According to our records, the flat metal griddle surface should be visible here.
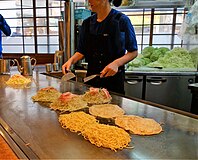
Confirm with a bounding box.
[0,66,197,159]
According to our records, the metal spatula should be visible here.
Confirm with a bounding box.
[83,74,100,83]
[61,70,76,81]
[84,70,122,83]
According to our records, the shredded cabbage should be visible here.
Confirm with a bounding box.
[142,46,156,58]
[147,47,195,68]
[189,47,198,68]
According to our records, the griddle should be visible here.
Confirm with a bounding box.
[0,66,197,159]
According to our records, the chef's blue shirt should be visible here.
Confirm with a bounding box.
[77,9,138,56]
[76,9,138,94]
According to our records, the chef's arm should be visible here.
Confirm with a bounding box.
[100,50,138,77]
[62,52,84,74]
[114,50,138,67]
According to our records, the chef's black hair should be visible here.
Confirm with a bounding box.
[109,0,122,7]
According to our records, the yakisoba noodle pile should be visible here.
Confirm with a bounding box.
[81,123,131,152]
[59,111,97,132]
[6,74,31,87]
[31,86,61,103]
[6,74,31,85]
[50,92,88,112]
[59,111,131,151]
[82,87,112,105]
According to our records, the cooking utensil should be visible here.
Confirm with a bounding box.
[14,56,37,76]
[53,63,59,71]
[83,70,122,83]
[0,59,15,74]
[81,62,88,70]
[61,70,76,81]
[45,63,52,73]
[83,74,100,83]
[54,50,63,70]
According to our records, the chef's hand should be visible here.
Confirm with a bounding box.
[62,52,84,74]
[100,61,119,78]
[62,60,72,74]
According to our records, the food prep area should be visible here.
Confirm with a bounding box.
[0,66,197,159]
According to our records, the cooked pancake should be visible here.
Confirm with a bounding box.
[81,123,131,152]
[89,104,125,119]
[59,111,97,132]
[82,87,112,105]
[115,115,162,135]
[50,92,88,112]
[31,86,61,103]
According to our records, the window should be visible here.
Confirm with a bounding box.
[120,7,187,53]
[1,0,192,63]
[1,0,63,57]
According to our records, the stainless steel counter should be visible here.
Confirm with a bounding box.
[0,66,197,159]
[126,70,198,76]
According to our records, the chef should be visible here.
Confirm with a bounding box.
[62,0,138,94]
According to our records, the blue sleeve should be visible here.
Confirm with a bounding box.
[120,15,138,52]
[0,14,11,36]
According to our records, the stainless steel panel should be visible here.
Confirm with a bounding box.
[145,76,195,112]
[124,76,143,99]
[0,66,197,159]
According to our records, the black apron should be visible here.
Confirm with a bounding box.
[84,13,125,94]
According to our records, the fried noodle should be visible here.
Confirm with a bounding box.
[81,123,131,152]
[6,74,31,85]
[59,111,98,132]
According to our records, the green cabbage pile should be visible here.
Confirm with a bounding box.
[126,46,197,70]
[127,54,146,70]
[127,46,169,69]
[147,47,196,68]
[189,47,198,68]
[150,47,170,62]
[141,46,156,58]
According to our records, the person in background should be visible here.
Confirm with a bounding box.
[11,26,21,37]
[0,14,11,59]
[62,0,138,94]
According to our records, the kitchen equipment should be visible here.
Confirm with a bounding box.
[81,62,88,70]
[188,83,198,114]
[145,76,195,112]
[14,56,37,76]
[54,50,63,70]
[0,69,197,159]
[84,69,122,83]
[124,75,143,99]
[83,74,100,83]
[61,70,76,81]
[0,59,15,74]
[83,69,123,83]
[53,63,59,71]
[125,71,196,112]
[75,70,87,82]
[45,63,52,73]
